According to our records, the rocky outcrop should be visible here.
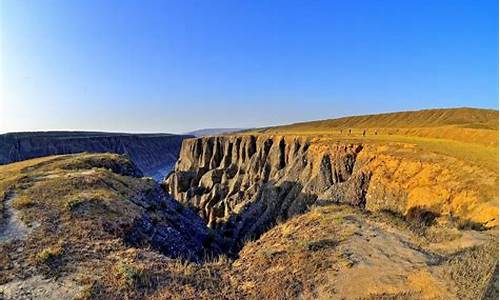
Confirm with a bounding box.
[0,132,192,180]
[124,184,222,261]
[165,135,371,250]
[165,135,498,250]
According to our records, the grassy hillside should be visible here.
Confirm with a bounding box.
[229,205,498,299]
[250,107,498,180]
[0,154,224,299]
[263,107,498,131]
[257,107,498,146]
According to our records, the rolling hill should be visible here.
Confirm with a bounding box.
[257,107,498,146]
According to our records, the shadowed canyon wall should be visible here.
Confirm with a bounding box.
[165,135,498,250]
[0,132,192,180]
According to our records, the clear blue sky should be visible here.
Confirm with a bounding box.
[1,0,498,133]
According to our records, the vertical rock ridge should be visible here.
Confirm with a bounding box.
[165,135,370,250]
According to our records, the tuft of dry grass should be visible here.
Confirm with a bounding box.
[114,262,150,288]
[34,245,64,265]
[10,195,35,209]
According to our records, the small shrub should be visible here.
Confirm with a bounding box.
[35,245,64,265]
[405,207,439,227]
[65,196,87,211]
[457,219,486,231]
[74,286,94,300]
[115,263,148,287]
[65,191,112,213]
[305,239,338,252]
[11,195,35,209]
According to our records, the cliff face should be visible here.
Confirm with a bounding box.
[0,132,192,180]
[166,136,369,248]
[165,135,498,249]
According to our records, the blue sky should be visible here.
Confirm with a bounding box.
[1,0,498,133]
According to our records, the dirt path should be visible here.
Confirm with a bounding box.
[0,192,84,299]
[0,192,30,244]
[0,275,84,300]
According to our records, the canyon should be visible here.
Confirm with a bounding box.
[0,108,498,299]
[165,134,497,251]
[0,132,192,181]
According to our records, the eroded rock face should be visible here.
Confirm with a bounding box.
[165,135,499,251]
[124,184,222,261]
[165,135,371,250]
[0,132,192,180]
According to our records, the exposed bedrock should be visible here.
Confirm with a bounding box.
[165,135,498,251]
[165,135,371,251]
[124,184,223,262]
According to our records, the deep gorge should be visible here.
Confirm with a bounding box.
[164,134,497,253]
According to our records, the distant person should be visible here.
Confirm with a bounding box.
[348,129,352,135]
[362,130,366,136]
[340,129,343,135]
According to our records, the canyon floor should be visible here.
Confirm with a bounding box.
[0,108,498,299]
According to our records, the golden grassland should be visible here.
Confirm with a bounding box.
[0,156,56,196]
[263,131,498,172]
[252,107,498,167]
[261,107,498,131]
[223,205,497,299]
[240,109,498,180]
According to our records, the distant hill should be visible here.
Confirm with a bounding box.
[0,131,193,180]
[262,108,498,131]
[256,107,498,146]
[186,128,245,137]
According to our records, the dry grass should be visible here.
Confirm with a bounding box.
[0,154,237,299]
[0,146,497,299]
[260,107,498,136]
[228,205,498,299]
[10,195,35,209]
[0,154,150,284]
[0,156,58,219]
[114,262,150,288]
[249,108,498,169]
[229,206,358,299]
[365,134,498,172]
